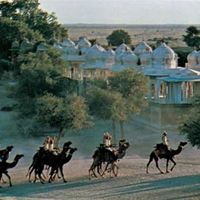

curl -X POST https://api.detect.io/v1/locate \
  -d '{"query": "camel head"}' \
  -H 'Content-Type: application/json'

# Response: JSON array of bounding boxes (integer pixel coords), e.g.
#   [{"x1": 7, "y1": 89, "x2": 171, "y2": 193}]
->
[
  {"x1": 69, "y1": 147, "x2": 77, "y2": 154},
  {"x1": 119, "y1": 140, "x2": 130, "y2": 150},
  {"x1": 14, "y1": 154, "x2": 24, "y2": 161},
  {"x1": 63, "y1": 141, "x2": 72, "y2": 149},
  {"x1": 6, "y1": 145, "x2": 14, "y2": 152},
  {"x1": 179, "y1": 142, "x2": 187, "y2": 147}
]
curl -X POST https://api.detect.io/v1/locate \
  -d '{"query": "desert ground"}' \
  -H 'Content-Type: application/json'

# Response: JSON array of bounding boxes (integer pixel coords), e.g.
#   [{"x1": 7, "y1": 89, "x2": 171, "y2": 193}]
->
[
  {"x1": 0, "y1": 114, "x2": 200, "y2": 200},
  {"x1": 66, "y1": 24, "x2": 200, "y2": 47}
]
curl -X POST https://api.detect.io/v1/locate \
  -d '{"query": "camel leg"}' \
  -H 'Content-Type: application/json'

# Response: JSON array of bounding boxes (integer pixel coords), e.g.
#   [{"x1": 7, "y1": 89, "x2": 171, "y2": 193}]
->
[
  {"x1": 97, "y1": 163, "x2": 102, "y2": 176},
  {"x1": 28, "y1": 167, "x2": 35, "y2": 182},
  {"x1": 38, "y1": 173, "x2": 45, "y2": 184},
  {"x1": 166, "y1": 159, "x2": 170, "y2": 173},
  {"x1": 146, "y1": 152, "x2": 155, "y2": 174},
  {"x1": 89, "y1": 162, "x2": 98, "y2": 179},
  {"x1": 59, "y1": 166, "x2": 67, "y2": 183},
  {"x1": 146, "y1": 157, "x2": 153, "y2": 174},
  {"x1": 101, "y1": 162, "x2": 109, "y2": 177},
  {"x1": 170, "y1": 158, "x2": 176, "y2": 171},
  {"x1": 4, "y1": 172, "x2": 12, "y2": 187},
  {"x1": 155, "y1": 157, "x2": 164, "y2": 174}
]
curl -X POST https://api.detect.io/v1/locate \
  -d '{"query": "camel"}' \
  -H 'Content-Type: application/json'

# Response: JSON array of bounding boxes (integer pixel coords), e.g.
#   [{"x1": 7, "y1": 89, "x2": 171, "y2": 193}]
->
[
  {"x1": 89, "y1": 140, "x2": 130, "y2": 179},
  {"x1": 146, "y1": 142, "x2": 187, "y2": 174},
  {"x1": 0, "y1": 154, "x2": 24, "y2": 187},
  {"x1": 27, "y1": 141, "x2": 76, "y2": 183},
  {"x1": 48, "y1": 147, "x2": 77, "y2": 183}
]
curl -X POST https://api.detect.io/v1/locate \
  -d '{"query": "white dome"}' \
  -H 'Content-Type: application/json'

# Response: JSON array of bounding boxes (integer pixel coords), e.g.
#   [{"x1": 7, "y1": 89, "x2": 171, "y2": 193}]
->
[
  {"x1": 85, "y1": 44, "x2": 106, "y2": 61},
  {"x1": 140, "y1": 52, "x2": 152, "y2": 67},
  {"x1": 77, "y1": 36, "x2": 91, "y2": 49},
  {"x1": 122, "y1": 51, "x2": 138, "y2": 66},
  {"x1": 63, "y1": 45, "x2": 79, "y2": 55},
  {"x1": 103, "y1": 49, "x2": 115, "y2": 63},
  {"x1": 187, "y1": 50, "x2": 198, "y2": 68},
  {"x1": 115, "y1": 43, "x2": 131, "y2": 55},
  {"x1": 134, "y1": 41, "x2": 152, "y2": 56},
  {"x1": 62, "y1": 38, "x2": 75, "y2": 47},
  {"x1": 152, "y1": 43, "x2": 177, "y2": 68}
]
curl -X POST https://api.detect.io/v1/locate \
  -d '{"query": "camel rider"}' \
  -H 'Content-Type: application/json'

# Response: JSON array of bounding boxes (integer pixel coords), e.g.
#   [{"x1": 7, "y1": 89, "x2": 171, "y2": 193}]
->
[
  {"x1": 103, "y1": 132, "x2": 112, "y2": 148},
  {"x1": 43, "y1": 136, "x2": 55, "y2": 151},
  {"x1": 162, "y1": 131, "x2": 170, "y2": 152}
]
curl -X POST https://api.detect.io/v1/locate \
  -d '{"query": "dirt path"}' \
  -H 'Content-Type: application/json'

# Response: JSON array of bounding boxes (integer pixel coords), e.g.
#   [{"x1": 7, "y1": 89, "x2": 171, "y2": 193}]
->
[{"x1": 0, "y1": 155, "x2": 200, "y2": 200}]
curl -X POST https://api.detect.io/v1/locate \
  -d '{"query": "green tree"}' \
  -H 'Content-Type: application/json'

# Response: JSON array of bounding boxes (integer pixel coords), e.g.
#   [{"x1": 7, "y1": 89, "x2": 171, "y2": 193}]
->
[
  {"x1": 108, "y1": 69, "x2": 147, "y2": 139},
  {"x1": 0, "y1": 0, "x2": 67, "y2": 41},
  {"x1": 179, "y1": 93, "x2": 200, "y2": 148},
  {"x1": 86, "y1": 86, "x2": 124, "y2": 143},
  {"x1": 183, "y1": 26, "x2": 200, "y2": 49},
  {"x1": 16, "y1": 49, "x2": 67, "y2": 116},
  {"x1": 36, "y1": 93, "x2": 90, "y2": 144},
  {"x1": 0, "y1": 17, "x2": 42, "y2": 61},
  {"x1": 106, "y1": 29, "x2": 131, "y2": 46},
  {"x1": 87, "y1": 69, "x2": 147, "y2": 140}
]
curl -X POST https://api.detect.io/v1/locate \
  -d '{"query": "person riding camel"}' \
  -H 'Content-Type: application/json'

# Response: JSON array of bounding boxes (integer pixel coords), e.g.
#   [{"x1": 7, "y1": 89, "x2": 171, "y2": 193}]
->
[
  {"x1": 43, "y1": 136, "x2": 55, "y2": 151},
  {"x1": 103, "y1": 132, "x2": 112, "y2": 148},
  {"x1": 161, "y1": 131, "x2": 170, "y2": 153}
]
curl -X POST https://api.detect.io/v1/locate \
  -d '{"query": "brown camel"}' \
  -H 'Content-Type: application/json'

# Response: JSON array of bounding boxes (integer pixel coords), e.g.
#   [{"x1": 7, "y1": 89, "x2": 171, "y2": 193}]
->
[
  {"x1": 27, "y1": 141, "x2": 75, "y2": 183},
  {"x1": 0, "y1": 154, "x2": 24, "y2": 187},
  {"x1": 89, "y1": 140, "x2": 130, "y2": 179},
  {"x1": 48, "y1": 147, "x2": 77, "y2": 183},
  {"x1": 146, "y1": 142, "x2": 187, "y2": 174}
]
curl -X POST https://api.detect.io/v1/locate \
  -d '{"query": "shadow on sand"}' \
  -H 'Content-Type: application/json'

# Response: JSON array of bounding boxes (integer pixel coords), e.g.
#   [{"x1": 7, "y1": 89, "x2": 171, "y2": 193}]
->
[
  {"x1": 97, "y1": 174, "x2": 200, "y2": 199},
  {"x1": 0, "y1": 175, "x2": 200, "y2": 199},
  {"x1": 0, "y1": 177, "x2": 104, "y2": 197}
]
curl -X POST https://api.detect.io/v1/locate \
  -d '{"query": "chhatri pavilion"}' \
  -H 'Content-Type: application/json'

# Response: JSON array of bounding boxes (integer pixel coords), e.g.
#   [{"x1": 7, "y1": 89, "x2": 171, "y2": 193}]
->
[{"x1": 50, "y1": 37, "x2": 200, "y2": 105}]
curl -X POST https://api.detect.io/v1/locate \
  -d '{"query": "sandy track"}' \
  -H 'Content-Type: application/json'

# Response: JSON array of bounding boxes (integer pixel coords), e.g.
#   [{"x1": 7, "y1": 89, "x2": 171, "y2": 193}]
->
[{"x1": 0, "y1": 155, "x2": 200, "y2": 200}]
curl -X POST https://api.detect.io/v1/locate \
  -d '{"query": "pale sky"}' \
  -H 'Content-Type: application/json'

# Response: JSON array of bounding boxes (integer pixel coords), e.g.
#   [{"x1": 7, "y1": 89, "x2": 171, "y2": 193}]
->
[{"x1": 23, "y1": 0, "x2": 200, "y2": 24}]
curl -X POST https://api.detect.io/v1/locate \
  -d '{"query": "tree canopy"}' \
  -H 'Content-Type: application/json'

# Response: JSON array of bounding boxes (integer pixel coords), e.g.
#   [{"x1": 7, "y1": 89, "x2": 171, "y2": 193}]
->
[
  {"x1": 106, "y1": 29, "x2": 131, "y2": 46},
  {"x1": 183, "y1": 26, "x2": 200, "y2": 49},
  {"x1": 0, "y1": 0, "x2": 67, "y2": 62},
  {"x1": 86, "y1": 69, "x2": 147, "y2": 140}
]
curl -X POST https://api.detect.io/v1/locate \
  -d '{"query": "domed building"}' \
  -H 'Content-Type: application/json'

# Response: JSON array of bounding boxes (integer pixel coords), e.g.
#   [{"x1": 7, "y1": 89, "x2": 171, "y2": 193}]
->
[
  {"x1": 82, "y1": 44, "x2": 113, "y2": 79},
  {"x1": 62, "y1": 38, "x2": 75, "y2": 48},
  {"x1": 115, "y1": 43, "x2": 131, "y2": 55},
  {"x1": 54, "y1": 36, "x2": 200, "y2": 105},
  {"x1": 143, "y1": 43, "x2": 200, "y2": 104},
  {"x1": 77, "y1": 36, "x2": 91, "y2": 55},
  {"x1": 187, "y1": 50, "x2": 198, "y2": 68},
  {"x1": 134, "y1": 41, "x2": 152, "y2": 56},
  {"x1": 152, "y1": 43, "x2": 177, "y2": 68},
  {"x1": 133, "y1": 41, "x2": 152, "y2": 67},
  {"x1": 122, "y1": 51, "x2": 138, "y2": 68}
]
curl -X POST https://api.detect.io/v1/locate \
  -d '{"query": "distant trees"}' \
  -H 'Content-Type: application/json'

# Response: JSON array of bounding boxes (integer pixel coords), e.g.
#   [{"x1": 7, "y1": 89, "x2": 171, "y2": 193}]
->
[
  {"x1": 183, "y1": 26, "x2": 200, "y2": 49},
  {"x1": 179, "y1": 93, "x2": 200, "y2": 148},
  {"x1": 108, "y1": 69, "x2": 147, "y2": 139},
  {"x1": 36, "y1": 93, "x2": 90, "y2": 144},
  {"x1": 86, "y1": 69, "x2": 147, "y2": 141},
  {"x1": 106, "y1": 29, "x2": 131, "y2": 46}
]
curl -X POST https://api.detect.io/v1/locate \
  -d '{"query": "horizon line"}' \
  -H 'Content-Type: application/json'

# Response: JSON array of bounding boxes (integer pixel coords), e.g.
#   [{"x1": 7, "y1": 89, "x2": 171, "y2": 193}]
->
[{"x1": 64, "y1": 23, "x2": 200, "y2": 26}]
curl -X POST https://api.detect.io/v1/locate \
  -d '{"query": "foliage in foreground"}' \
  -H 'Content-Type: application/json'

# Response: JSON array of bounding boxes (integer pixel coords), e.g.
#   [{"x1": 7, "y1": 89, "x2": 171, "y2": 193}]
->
[{"x1": 179, "y1": 93, "x2": 200, "y2": 148}]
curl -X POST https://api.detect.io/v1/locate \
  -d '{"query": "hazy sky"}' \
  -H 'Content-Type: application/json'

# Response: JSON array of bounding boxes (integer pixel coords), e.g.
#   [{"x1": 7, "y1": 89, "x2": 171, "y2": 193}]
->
[{"x1": 40, "y1": 0, "x2": 200, "y2": 24}]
